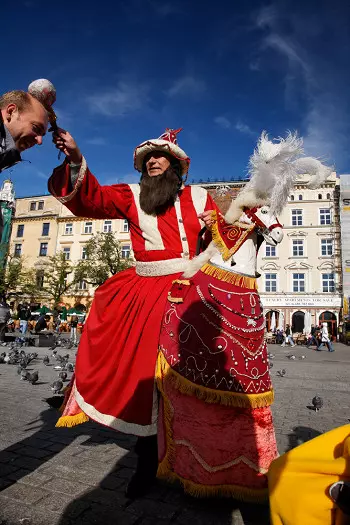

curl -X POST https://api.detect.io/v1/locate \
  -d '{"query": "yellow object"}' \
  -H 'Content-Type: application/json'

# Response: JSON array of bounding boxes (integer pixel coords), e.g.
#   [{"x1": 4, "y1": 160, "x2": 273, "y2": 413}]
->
[
  {"x1": 55, "y1": 411, "x2": 89, "y2": 427},
  {"x1": 200, "y1": 263, "x2": 257, "y2": 289},
  {"x1": 268, "y1": 424, "x2": 350, "y2": 525}
]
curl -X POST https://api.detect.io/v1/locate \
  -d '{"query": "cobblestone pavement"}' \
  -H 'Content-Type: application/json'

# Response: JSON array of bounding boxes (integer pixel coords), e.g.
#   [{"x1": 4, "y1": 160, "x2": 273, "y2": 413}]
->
[{"x1": 0, "y1": 342, "x2": 349, "y2": 525}]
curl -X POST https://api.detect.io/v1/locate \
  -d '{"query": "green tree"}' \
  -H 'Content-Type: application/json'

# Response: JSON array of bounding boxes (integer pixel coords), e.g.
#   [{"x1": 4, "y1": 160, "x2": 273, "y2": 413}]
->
[
  {"x1": 74, "y1": 232, "x2": 133, "y2": 287},
  {"x1": 41, "y1": 252, "x2": 77, "y2": 311},
  {"x1": 0, "y1": 255, "x2": 38, "y2": 301}
]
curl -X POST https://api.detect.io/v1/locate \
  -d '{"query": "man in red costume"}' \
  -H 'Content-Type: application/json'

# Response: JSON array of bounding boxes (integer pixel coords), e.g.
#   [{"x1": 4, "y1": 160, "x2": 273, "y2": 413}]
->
[{"x1": 49, "y1": 127, "x2": 217, "y2": 498}]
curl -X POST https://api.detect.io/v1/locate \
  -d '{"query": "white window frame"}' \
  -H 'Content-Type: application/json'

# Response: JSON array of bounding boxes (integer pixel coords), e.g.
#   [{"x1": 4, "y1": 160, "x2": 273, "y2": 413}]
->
[
  {"x1": 39, "y1": 242, "x2": 48, "y2": 257},
  {"x1": 81, "y1": 247, "x2": 88, "y2": 260},
  {"x1": 319, "y1": 208, "x2": 331, "y2": 225},
  {"x1": 321, "y1": 239, "x2": 333, "y2": 256},
  {"x1": 292, "y1": 272, "x2": 305, "y2": 293},
  {"x1": 265, "y1": 245, "x2": 276, "y2": 257},
  {"x1": 292, "y1": 239, "x2": 304, "y2": 257},
  {"x1": 265, "y1": 273, "x2": 277, "y2": 292},
  {"x1": 29, "y1": 201, "x2": 37, "y2": 211},
  {"x1": 63, "y1": 247, "x2": 71, "y2": 260},
  {"x1": 38, "y1": 201, "x2": 44, "y2": 210},
  {"x1": 322, "y1": 273, "x2": 335, "y2": 293},
  {"x1": 103, "y1": 220, "x2": 112, "y2": 233},
  {"x1": 14, "y1": 243, "x2": 22, "y2": 257},
  {"x1": 121, "y1": 244, "x2": 131, "y2": 259},
  {"x1": 64, "y1": 223, "x2": 73, "y2": 235},
  {"x1": 84, "y1": 221, "x2": 93, "y2": 234},
  {"x1": 123, "y1": 219, "x2": 129, "y2": 233},
  {"x1": 78, "y1": 280, "x2": 87, "y2": 290},
  {"x1": 291, "y1": 209, "x2": 303, "y2": 226}
]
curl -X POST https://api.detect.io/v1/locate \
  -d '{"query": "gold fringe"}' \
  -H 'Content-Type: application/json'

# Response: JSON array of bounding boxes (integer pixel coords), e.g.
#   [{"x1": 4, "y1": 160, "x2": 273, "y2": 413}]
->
[
  {"x1": 156, "y1": 353, "x2": 268, "y2": 504},
  {"x1": 55, "y1": 412, "x2": 89, "y2": 428},
  {"x1": 172, "y1": 279, "x2": 191, "y2": 286},
  {"x1": 157, "y1": 466, "x2": 268, "y2": 503},
  {"x1": 156, "y1": 352, "x2": 273, "y2": 409},
  {"x1": 201, "y1": 263, "x2": 257, "y2": 290}
]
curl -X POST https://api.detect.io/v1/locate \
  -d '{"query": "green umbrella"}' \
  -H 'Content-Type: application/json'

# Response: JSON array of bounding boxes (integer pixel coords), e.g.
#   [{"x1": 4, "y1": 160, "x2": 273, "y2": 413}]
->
[
  {"x1": 60, "y1": 307, "x2": 68, "y2": 321},
  {"x1": 40, "y1": 305, "x2": 50, "y2": 314},
  {"x1": 67, "y1": 307, "x2": 78, "y2": 314}
]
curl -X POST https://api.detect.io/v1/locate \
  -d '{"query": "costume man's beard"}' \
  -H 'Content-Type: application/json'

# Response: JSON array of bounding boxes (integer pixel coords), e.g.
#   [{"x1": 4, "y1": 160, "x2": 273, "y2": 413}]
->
[{"x1": 139, "y1": 166, "x2": 181, "y2": 215}]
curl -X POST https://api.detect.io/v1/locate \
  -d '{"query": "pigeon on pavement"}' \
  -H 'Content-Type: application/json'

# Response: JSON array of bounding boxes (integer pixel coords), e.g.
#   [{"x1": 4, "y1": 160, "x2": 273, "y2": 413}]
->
[{"x1": 312, "y1": 395, "x2": 323, "y2": 412}]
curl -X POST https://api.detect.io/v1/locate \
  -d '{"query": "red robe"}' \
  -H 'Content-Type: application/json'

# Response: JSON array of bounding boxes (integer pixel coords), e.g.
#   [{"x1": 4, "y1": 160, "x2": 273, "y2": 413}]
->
[{"x1": 48, "y1": 158, "x2": 218, "y2": 436}]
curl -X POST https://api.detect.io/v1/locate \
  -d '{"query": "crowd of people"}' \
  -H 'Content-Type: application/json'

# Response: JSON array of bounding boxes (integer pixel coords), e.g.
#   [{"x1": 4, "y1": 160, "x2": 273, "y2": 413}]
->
[{"x1": 267, "y1": 322, "x2": 335, "y2": 351}]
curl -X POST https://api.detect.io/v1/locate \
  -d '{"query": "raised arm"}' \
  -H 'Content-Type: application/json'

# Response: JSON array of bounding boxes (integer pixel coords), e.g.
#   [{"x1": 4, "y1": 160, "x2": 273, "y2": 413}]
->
[{"x1": 48, "y1": 130, "x2": 132, "y2": 219}]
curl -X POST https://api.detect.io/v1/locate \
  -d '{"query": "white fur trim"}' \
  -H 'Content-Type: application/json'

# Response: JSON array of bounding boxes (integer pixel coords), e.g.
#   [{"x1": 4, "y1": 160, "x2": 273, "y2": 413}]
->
[
  {"x1": 74, "y1": 383, "x2": 157, "y2": 436},
  {"x1": 182, "y1": 242, "x2": 218, "y2": 278},
  {"x1": 49, "y1": 157, "x2": 87, "y2": 204},
  {"x1": 190, "y1": 186, "x2": 208, "y2": 219},
  {"x1": 129, "y1": 184, "x2": 165, "y2": 251},
  {"x1": 134, "y1": 139, "x2": 190, "y2": 175},
  {"x1": 174, "y1": 196, "x2": 190, "y2": 259},
  {"x1": 136, "y1": 258, "x2": 190, "y2": 276}
]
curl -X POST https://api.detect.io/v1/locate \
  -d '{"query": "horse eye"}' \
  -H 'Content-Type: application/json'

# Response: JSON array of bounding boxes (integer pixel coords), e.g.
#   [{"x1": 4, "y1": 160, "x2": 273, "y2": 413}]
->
[{"x1": 261, "y1": 209, "x2": 268, "y2": 214}]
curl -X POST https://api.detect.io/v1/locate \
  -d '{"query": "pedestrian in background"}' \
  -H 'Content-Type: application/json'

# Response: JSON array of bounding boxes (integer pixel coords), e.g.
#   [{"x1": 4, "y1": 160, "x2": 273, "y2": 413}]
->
[
  {"x1": 0, "y1": 297, "x2": 10, "y2": 342},
  {"x1": 317, "y1": 322, "x2": 334, "y2": 352},
  {"x1": 70, "y1": 315, "x2": 78, "y2": 345},
  {"x1": 18, "y1": 303, "x2": 31, "y2": 333},
  {"x1": 281, "y1": 324, "x2": 295, "y2": 347},
  {"x1": 306, "y1": 324, "x2": 319, "y2": 349}
]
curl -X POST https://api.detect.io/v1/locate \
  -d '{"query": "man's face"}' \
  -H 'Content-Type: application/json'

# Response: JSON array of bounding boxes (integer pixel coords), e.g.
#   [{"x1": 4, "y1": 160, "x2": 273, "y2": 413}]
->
[
  {"x1": 145, "y1": 151, "x2": 171, "y2": 177},
  {"x1": 3, "y1": 98, "x2": 48, "y2": 152}
]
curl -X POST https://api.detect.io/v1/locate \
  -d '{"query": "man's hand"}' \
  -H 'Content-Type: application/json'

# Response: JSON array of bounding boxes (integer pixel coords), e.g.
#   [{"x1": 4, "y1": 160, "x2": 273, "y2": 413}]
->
[
  {"x1": 52, "y1": 129, "x2": 82, "y2": 164},
  {"x1": 198, "y1": 210, "x2": 216, "y2": 229}
]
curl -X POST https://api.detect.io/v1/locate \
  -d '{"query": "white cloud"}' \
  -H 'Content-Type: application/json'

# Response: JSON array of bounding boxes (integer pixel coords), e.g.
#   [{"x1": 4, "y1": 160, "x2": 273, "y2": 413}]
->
[
  {"x1": 235, "y1": 120, "x2": 256, "y2": 137},
  {"x1": 252, "y1": 3, "x2": 350, "y2": 169},
  {"x1": 166, "y1": 76, "x2": 206, "y2": 98},
  {"x1": 86, "y1": 137, "x2": 107, "y2": 146},
  {"x1": 86, "y1": 82, "x2": 149, "y2": 117},
  {"x1": 214, "y1": 116, "x2": 231, "y2": 129}
]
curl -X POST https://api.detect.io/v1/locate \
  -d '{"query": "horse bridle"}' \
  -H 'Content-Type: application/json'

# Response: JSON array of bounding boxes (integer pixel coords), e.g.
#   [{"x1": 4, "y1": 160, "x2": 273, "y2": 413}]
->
[{"x1": 244, "y1": 207, "x2": 282, "y2": 236}]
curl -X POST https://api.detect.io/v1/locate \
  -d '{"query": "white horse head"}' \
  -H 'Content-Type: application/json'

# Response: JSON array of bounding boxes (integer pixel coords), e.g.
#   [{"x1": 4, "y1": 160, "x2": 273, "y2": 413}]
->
[{"x1": 240, "y1": 205, "x2": 284, "y2": 246}]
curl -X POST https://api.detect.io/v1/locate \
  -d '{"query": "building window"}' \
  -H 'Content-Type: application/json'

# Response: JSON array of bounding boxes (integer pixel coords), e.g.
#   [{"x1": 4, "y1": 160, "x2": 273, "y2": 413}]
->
[
  {"x1": 318, "y1": 194, "x2": 322, "y2": 200},
  {"x1": 265, "y1": 273, "x2": 277, "y2": 292},
  {"x1": 81, "y1": 247, "x2": 88, "y2": 260},
  {"x1": 291, "y1": 209, "x2": 303, "y2": 226},
  {"x1": 321, "y1": 239, "x2": 333, "y2": 256},
  {"x1": 292, "y1": 239, "x2": 304, "y2": 257},
  {"x1": 319, "y1": 208, "x2": 331, "y2": 225},
  {"x1": 290, "y1": 195, "x2": 295, "y2": 201},
  {"x1": 121, "y1": 244, "x2": 131, "y2": 258},
  {"x1": 42, "y1": 222, "x2": 50, "y2": 236},
  {"x1": 64, "y1": 223, "x2": 73, "y2": 235},
  {"x1": 39, "y1": 242, "x2": 48, "y2": 256},
  {"x1": 322, "y1": 273, "x2": 335, "y2": 293},
  {"x1": 265, "y1": 245, "x2": 276, "y2": 257},
  {"x1": 326, "y1": 193, "x2": 331, "y2": 199},
  {"x1": 30, "y1": 201, "x2": 36, "y2": 211},
  {"x1": 14, "y1": 244, "x2": 22, "y2": 257},
  {"x1": 298, "y1": 194, "x2": 303, "y2": 200},
  {"x1": 293, "y1": 273, "x2": 305, "y2": 292},
  {"x1": 16, "y1": 224, "x2": 24, "y2": 238},
  {"x1": 63, "y1": 247, "x2": 70, "y2": 260},
  {"x1": 84, "y1": 221, "x2": 93, "y2": 234},
  {"x1": 78, "y1": 280, "x2": 87, "y2": 290},
  {"x1": 38, "y1": 201, "x2": 44, "y2": 210},
  {"x1": 36, "y1": 270, "x2": 44, "y2": 289},
  {"x1": 123, "y1": 219, "x2": 129, "y2": 233},
  {"x1": 103, "y1": 220, "x2": 112, "y2": 233}
]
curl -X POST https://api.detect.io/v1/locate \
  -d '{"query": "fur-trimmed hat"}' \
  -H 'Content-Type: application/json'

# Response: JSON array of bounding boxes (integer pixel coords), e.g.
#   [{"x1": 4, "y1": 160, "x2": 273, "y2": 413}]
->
[{"x1": 133, "y1": 128, "x2": 190, "y2": 175}]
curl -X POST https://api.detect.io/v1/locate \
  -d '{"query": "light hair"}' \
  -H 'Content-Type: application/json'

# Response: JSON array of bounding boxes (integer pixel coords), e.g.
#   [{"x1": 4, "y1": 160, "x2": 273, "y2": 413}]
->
[{"x1": 0, "y1": 90, "x2": 32, "y2": 112}]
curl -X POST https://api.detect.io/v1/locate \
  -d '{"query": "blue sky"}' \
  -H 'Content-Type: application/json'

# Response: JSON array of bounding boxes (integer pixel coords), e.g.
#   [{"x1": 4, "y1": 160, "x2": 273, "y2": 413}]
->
[{"x1": 2, "y1": 0, "x2": 349, "y2": 197}]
